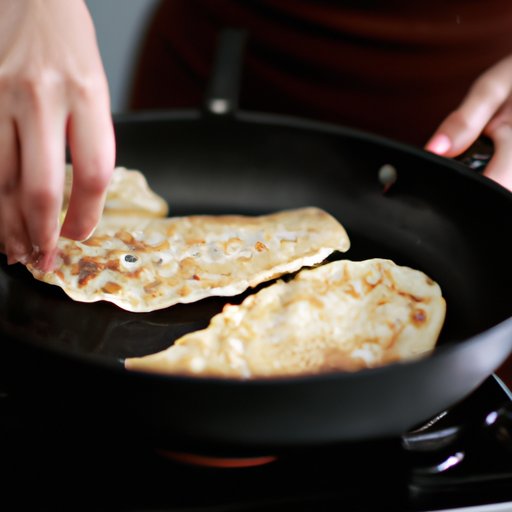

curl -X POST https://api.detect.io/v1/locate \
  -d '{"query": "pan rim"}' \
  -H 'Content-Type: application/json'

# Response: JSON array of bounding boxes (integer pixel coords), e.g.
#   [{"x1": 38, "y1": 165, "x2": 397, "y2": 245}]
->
[{"x1": 114, "y1": 108, "x2": 512, "y2": 202}]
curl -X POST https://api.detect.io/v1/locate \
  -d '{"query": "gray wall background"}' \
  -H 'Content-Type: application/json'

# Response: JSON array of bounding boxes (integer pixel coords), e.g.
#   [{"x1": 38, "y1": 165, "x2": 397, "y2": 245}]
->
[{"x1": 86, "y1": 0, "x2": 160, "y2": 113}]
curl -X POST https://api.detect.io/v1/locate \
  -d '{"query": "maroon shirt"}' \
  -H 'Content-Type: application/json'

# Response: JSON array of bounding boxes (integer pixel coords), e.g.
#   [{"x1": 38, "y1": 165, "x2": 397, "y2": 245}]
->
[{"x1": 130, "y1": 0, "x2": 512, "y2": 145}]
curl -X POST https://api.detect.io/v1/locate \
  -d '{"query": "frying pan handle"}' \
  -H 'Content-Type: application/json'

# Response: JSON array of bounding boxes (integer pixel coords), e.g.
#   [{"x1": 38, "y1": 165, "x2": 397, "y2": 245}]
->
[
  {"x1": 454, "y1": 136, "x2": 493, "y2": 173},
  {"x1": 203, "y1": 29, "x2": 248, "y2": 117},
  {"x1": 484, "y1": 402, "x2": 512, "y2": 453},
  {"x1": 402, "y1": 400, "x2": 512, "y2": 456}
]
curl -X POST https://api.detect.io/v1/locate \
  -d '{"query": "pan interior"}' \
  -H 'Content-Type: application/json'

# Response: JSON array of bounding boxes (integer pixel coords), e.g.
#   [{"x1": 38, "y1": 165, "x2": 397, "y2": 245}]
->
[{"x1": 0, "y1": 114, "x2": 510, "y2": 369}]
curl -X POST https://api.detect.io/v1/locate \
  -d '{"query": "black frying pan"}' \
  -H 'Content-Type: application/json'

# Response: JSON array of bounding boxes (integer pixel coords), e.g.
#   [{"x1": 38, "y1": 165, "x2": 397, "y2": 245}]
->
[{"x1": 0, "y1": 31, "x2": 511, "y2": 455}]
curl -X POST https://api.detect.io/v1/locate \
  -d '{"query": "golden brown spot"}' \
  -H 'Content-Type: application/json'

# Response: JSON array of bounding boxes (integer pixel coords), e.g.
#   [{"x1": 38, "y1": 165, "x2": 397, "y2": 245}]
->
[
  {"x1": 381, "y1": 268, "x2": 396, "y2": 289},
  {"x1": 192, "y1": 274, "x2": 201, "y2": 281},
  {"x1": 126, "y1": 268, "x2": 144, "y2": 279},
  {"x1": 322, "y1": 348, "x2": 363, "y2": 372},
  {"x1": 399, "y1": 291, "x2": 426, "y2": 303},
  {"x1": 308, "y1": 296, "x2": 324, "y2": 309},
  {"x1": 165, "y1": 225, "x2": 177, "y2": 237},
  {"x1": 364, "y1": 270, "x2": 384, "y2": 291},
  {"x1": 223, "y1": 237, "x2": 243, "y2": 254},
  {"x1": 179, "y1": 285, "x2": 191, "y2": 297},
  {"x1": 116, "y1": 231, "x2": 145, "y2": 251},
  {"x1": 54, "y1": 270, "x2": 64, "y2": 280},
  {"x1": 344, "y1": 284, "x2": 361, "y2": 299},
  {"x1": 237, "y1": 250, "x2": 253, "y2": 261},
  {"x1": 255, "y1": 241, "x2": 268, "y2": 252},
  {"x1": 83, "y1": 236, "x2": 107, "y2": 247},
  {"x1": 144, "y1": 280, "x2": 161, "y2": 293},
  {"x1": 78, "y1": 257, "x2": 104, "y2": 286},
  {"x1": 383, "y1": 323, "x2": 405, "y2": 350},
  {"x1": 117, "y1": 231, "x2": 135, "y2": 244},
  {"x1": 102, "y1": 282, "x2": 122, "y2": 294},
  {"x1": 132, "y1": 241, "x2": 147, "y2": 251},
  {"x1": 411, "y1": 308, "x2": 427, "y2": 326},
  {"x1": 339, "y1": 264, "x2": 352, "y2": 286},
  {"x1": 106, "y1": 259, "x2": 120, "y2": 271},
  {"x1": 150, "y1": 240, "x2": 170, "y2": 252},
  {"x1": 180, "y1": 257, "x2": 199, "y2": 274},
  {"x1": 380, "y1": 353, "x2": 402, "y2": 366}
]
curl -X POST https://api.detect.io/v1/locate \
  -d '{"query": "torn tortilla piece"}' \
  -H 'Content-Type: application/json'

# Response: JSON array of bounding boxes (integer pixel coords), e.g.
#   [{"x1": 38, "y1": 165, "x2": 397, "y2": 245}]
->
[
  {"x1": 28, "y1": 207, "x2": 350, "y2": 312},
  {"x1": 125, "y1": 258, "x2": 446, "y2": 377}
]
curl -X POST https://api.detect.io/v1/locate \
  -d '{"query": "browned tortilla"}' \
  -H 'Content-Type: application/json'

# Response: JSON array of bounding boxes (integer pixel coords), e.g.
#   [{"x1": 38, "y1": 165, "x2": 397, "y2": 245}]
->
[
  {"x1": 125, "y1": 258, "x2": 446, "y2": 377},
  {"x1": 28, "y1": 207, "x2": 350, "y2": 312}
]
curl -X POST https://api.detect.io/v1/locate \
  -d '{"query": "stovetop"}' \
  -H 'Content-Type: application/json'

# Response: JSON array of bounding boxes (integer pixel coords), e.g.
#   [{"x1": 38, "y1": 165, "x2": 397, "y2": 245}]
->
[{"x1": 1, "y1": 375, "x2": 512, "y2": 511}]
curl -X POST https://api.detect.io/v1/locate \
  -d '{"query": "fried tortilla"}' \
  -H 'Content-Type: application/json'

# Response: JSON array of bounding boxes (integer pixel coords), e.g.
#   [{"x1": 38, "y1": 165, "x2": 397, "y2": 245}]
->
[
  {"x1": 125, "y1": 259, "x2": 446, "y2": 377},
  {"x1": 63, "y1": 165, "x2": 169, "y2": 219},
  {"x1": 28, "y1": 207, "x2": 350, "y2": 312}
]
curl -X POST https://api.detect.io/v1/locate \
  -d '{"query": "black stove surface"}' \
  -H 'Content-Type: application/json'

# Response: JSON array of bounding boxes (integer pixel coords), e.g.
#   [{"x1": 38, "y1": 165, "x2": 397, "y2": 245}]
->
[{"x1": 1, "y1": 375, "x2": 512, "y2": 511}]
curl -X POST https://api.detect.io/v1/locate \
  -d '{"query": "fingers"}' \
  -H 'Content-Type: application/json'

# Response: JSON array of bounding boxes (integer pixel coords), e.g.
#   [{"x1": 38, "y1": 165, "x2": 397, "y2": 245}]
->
[
  {"x1": 61, "y1": 83, "x2": 115, "y2": 241},
  {"x1": 482, "y1": 108, "x2": 512, "y2": 190},
  {"x1": 0, "y1": 120, "x2": 31, "y2": 264},
  {"x1": 16, "y1": 91, "x2": 67, "y2": 271},
  {"x1": 0, "y1": 0, "x2": 114, "y2": 269},
  {"x1": 426, "y1": 56, "x2": 512, "y2": 157},
  {"x1": 1, "y1": 88, "x2": 114, "y2": 270},
  {"x1": 427, "y1": 101, "x2": 512, "y2": 192},
  {"x1": 424, "y1": 55, "x2": 512, "y2": 191}
]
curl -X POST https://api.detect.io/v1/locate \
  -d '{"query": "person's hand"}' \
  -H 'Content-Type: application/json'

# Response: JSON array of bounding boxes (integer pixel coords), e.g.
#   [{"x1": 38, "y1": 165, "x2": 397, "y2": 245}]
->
[
  {"x1": 0, "y1": 0, "x2": 115, "y2": 271},
  {"x1": 426, "y1": 54, "x2": 512, "y2": 192}
]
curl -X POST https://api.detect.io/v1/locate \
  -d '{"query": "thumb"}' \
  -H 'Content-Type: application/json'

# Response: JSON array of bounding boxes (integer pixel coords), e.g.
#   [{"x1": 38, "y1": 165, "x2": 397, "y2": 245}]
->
[{"x1": 425, "y1": 59, "x2": 512, "y2": 157}]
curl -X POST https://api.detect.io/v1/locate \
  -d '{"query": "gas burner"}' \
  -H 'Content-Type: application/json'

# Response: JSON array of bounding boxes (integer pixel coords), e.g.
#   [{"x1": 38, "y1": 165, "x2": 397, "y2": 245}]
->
[{"x1": 158, "y1": 450, "x2": 278, "y2": 468}]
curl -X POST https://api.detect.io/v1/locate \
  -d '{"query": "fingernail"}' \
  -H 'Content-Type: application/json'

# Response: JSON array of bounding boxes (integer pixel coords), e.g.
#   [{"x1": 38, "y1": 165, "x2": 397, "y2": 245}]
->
[
  {"x1": 60, "y1": 224, "x2": 95, "y2": 242},
  {"x1": 426, "y1": 134, "x2": 452, "y2": 155}
]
